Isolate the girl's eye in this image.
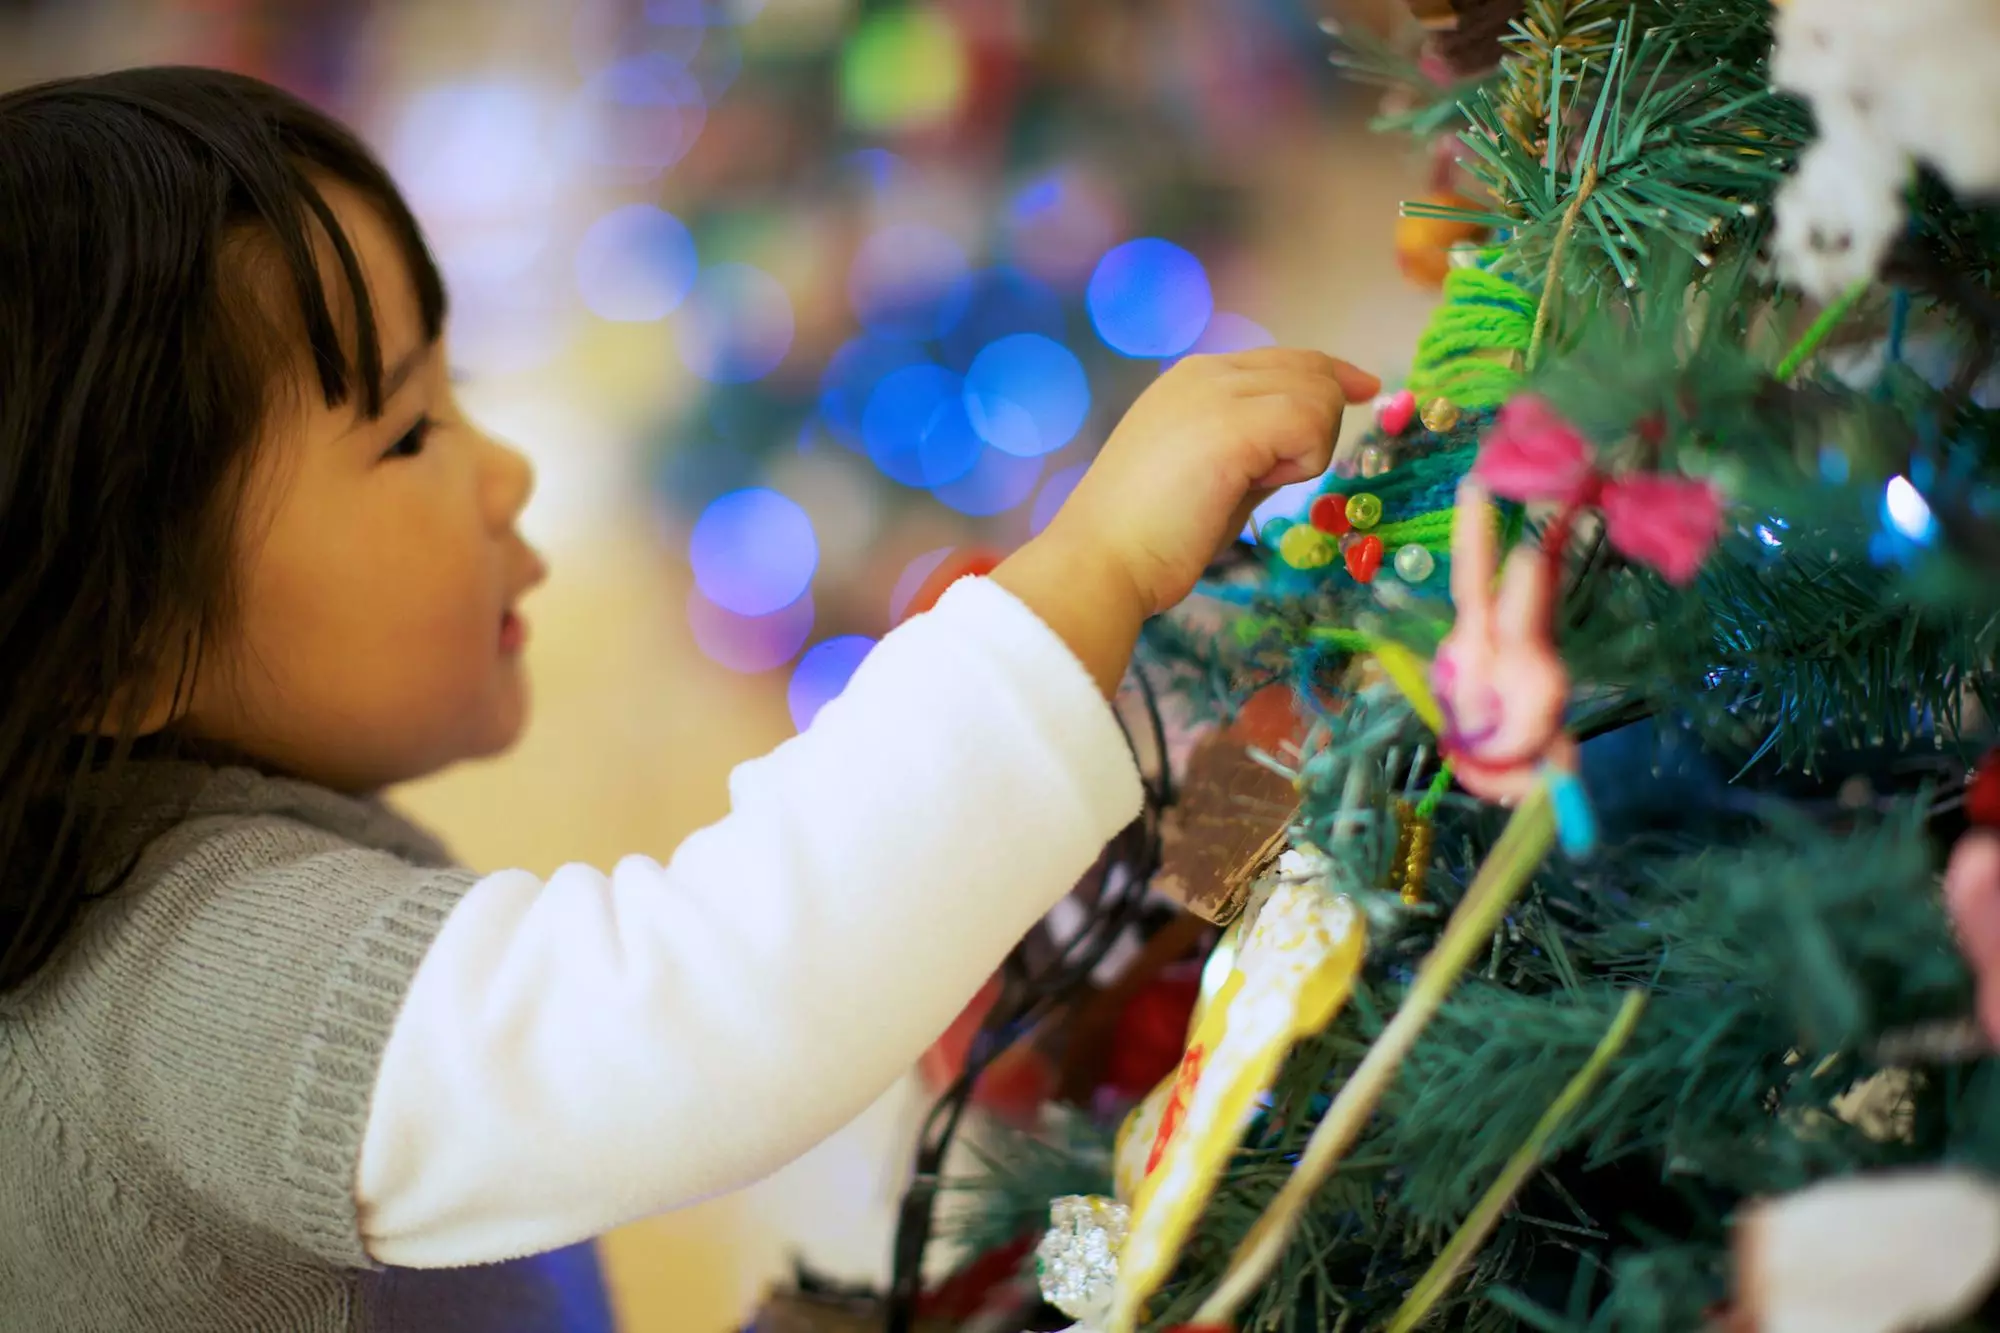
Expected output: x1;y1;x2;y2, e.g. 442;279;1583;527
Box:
384;416;432;461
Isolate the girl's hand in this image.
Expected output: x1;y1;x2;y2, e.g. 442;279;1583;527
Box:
994;349;1378;695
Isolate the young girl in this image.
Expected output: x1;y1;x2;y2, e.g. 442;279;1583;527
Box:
0;67;1375;1331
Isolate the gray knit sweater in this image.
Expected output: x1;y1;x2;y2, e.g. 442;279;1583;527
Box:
0;762;574;1332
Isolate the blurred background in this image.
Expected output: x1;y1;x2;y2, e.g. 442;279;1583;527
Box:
2;0;1436;1326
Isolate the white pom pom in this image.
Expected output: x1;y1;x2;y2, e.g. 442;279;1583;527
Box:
1772;133;1907;301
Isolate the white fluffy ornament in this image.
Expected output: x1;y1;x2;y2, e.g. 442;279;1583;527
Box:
1732;1168;2000;1333
1769;0;2000;300
1771;131;1906;302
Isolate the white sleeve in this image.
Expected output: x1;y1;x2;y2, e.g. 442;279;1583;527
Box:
355;577;1144;1267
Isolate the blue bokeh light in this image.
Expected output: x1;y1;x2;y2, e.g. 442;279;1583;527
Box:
849;224;974;341
788;635;876;730
688;487;818;616
687;587;814;673
940;267;1065;371
1030;463;1088;536
1086;238;1213;358
862;364;983;489
676;262;795;383
932;445;1044;517
820;336;928;449
963;334;1090;458
645;0;765;23
575;205;698;322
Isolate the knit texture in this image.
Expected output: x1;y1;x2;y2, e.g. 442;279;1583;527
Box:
0;762;574;1332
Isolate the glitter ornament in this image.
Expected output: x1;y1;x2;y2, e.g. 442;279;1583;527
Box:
1392;801;1435;903
1278;524;1336;570
1421;397;1462;432
1396;192;1489;288
1344;493;1384;530
1037;1195;1130;1323
1111;867;1367;1329
1377;388;1418;435
1308;493;1352;535
1394;543;1437;583
1345;534;1385;583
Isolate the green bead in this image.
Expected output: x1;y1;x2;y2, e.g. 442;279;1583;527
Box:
1345;492;1384;531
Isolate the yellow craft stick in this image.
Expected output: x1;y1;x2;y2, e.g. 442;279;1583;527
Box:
1195;783;1557;1323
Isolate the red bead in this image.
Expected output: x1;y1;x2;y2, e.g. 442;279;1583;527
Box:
1345;533;1385;582
1309;493;1352;535
1969;748;2000;828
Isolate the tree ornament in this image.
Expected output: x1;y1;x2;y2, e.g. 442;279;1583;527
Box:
1344;533;1385;583
1392;800;1435;904
1728;1169;2000;1333
1769;0;2000;301
1393;543;1436;584
1276;523;1336;570
1967;747;2000;827
1396;192;1489;289
1475;394;1726;586
1376;388;1418;435
1153;687;1304;925
1036;1195;1130;1326
1101;970;1203;1101
1108;862;1368;1331
1432;481;1577;806
1307;493;1351;535
1420;397;1462;432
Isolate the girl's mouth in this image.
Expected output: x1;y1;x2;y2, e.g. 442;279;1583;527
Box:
500;609;528;654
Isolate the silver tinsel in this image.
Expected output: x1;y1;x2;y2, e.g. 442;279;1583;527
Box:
1035;1195;1129;1322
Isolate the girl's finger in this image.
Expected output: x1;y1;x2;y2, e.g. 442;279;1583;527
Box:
1218;349;1380;401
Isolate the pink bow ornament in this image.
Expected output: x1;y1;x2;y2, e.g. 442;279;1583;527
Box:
1472;395;1726;586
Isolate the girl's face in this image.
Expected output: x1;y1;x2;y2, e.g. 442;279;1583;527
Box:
175;180;545;792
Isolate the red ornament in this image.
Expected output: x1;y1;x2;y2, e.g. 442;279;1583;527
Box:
1345;533;1385;582
1968;748;2000;828
1101;970;1203;1099
1308;493;1352;535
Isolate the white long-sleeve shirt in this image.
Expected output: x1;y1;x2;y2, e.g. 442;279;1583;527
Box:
356;576;1144;1265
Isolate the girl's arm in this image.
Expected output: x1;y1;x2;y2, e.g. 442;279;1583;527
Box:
356;575;1143;1265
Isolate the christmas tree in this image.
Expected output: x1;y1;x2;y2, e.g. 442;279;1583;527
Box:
898;2;2000;1331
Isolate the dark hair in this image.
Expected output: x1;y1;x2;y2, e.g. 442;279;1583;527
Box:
0;67;446;990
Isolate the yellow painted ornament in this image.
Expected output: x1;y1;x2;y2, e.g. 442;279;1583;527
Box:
1113;921;1242;1202
1107;854;1369;1331
1276;522;1336;570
